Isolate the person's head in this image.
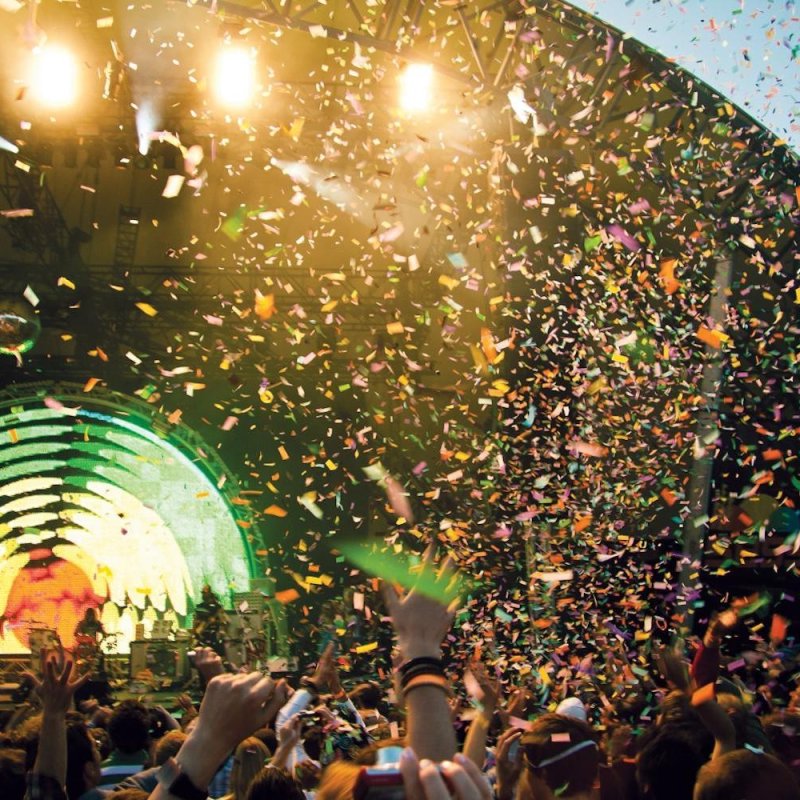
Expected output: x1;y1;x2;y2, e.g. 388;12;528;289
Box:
108;699;151;755
693;749;800;800
0;747;25;800
152;730;187;766
517;714;599;800
245;766;305;800
349;682;382;710
315;761;361;800
636;730;704;800
66;719;102;800
251;726;277;756
230;737;270;799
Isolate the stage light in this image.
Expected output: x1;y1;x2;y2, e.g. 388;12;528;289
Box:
399;63;434;113
212;45;257;109
29;44;79;107
0;297;40;356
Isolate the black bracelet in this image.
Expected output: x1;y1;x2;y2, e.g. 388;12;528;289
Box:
398;656;444;677
400;665;447;690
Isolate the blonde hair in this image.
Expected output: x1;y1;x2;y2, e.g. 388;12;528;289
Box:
315;761;361;800
230;737;270;800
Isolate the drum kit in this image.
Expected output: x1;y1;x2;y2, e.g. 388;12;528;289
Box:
17;619;120;674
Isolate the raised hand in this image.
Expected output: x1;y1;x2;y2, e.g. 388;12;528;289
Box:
382;544;460;660
168;672;290;793
494;728;523;800
31;649;89;715
190;646;225;684
311;642;340;693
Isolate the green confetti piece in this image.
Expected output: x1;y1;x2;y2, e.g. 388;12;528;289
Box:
338;540;470;604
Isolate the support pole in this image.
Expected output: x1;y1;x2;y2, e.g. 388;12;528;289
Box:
676;255;733;635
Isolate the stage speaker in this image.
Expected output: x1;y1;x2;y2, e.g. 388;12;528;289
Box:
130;641;190;680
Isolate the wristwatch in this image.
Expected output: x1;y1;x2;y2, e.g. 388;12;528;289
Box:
158;757;208;800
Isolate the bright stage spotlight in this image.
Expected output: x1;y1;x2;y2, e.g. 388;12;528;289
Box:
212;45;257;109
29;45;79;108
399;63;434;113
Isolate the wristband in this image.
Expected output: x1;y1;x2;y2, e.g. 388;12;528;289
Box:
402;673;452;697
400;664;446;690
398;656;444;676
158;757;208;800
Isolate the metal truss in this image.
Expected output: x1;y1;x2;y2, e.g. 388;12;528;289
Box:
0;153;76;266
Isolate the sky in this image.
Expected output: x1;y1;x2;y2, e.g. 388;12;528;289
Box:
568;0;800;154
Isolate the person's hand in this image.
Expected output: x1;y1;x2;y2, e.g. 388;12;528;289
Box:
382;544;460;660
187;673;287;774
272;714;302;769
400;748;493;800
506;686;531;719
309;642;338;693
470;663;500;713
657;647;691;693
30;650;89;716
177;693;196;713
495;728;523;800
191;647;225;684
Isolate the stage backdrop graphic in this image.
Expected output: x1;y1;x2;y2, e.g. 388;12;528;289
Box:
0;383;256;654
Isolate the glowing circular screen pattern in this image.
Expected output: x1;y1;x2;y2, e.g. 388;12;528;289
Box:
0;390;254;654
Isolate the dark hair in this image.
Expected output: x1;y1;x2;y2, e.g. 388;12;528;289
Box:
694;750;800;800
66;720;97;800
350;682;382;710
0;747;26;800
520;713;599;798
108;700;151;754
635;729;704;800
245;766;305;800
251;727;278;756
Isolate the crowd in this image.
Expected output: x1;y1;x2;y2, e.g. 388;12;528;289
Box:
1;547;799;800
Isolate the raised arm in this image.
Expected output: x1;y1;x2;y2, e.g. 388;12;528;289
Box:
382;545;460;762
149;672;288;800
28;650;89;788
461;663;500;767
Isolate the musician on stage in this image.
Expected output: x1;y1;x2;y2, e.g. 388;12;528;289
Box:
74;607;105;642
192;585;227;655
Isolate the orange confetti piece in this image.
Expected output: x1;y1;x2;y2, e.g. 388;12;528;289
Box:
574;515;592;533
264;504;288;517
659;258;680;294
83;377;100;393
762;449;782;461
9;429;18;444
275;589;300;604
660;488;677;506
167;409;182;424
696;325;723;349
480;327;498;362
